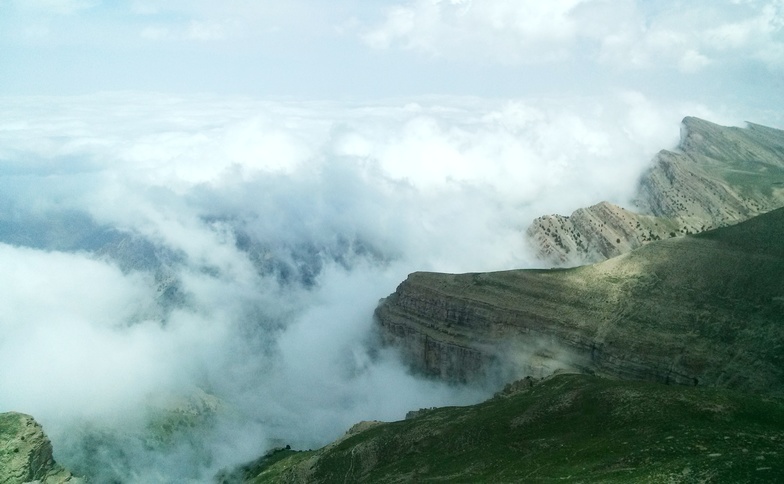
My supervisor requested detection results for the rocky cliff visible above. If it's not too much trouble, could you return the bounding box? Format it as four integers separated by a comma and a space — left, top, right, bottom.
0, 412, 82, 484
527, 117, 784, 265
376, 207, 784, 393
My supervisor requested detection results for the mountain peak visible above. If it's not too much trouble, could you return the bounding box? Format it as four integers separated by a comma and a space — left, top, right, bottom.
527, 117, 784, 266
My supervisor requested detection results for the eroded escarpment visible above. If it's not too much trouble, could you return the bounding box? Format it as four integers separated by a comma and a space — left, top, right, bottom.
377, 207, 784, 394
527, 117, 784, 266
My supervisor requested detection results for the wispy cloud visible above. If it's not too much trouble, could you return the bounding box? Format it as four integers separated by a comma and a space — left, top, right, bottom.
362, 0, 784, 72
361, 0, 585, 62
1, 0, 782, 101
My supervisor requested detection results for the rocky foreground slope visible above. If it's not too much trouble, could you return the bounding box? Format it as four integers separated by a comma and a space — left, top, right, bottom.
376, 207, 784, 393
0, 412, 81, 484
237, 373, 784, 483
528, 117, 784, 265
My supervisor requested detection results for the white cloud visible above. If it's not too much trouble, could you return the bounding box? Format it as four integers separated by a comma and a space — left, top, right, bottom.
1, 0, 782, 99
362, 0, 784, 72
0, 244, 168, 420
679, 49, 712, 73
362, 0, 588, 63
595, 0, 784, 72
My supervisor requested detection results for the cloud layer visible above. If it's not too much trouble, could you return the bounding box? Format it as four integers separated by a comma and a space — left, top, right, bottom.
0, 91, 748, 480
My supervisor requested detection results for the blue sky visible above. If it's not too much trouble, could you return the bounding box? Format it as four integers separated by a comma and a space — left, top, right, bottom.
1, 0, 782, 111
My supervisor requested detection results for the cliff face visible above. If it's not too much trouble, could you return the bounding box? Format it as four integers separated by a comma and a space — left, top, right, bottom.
376, 207, 784, 393
0, 412, 82, 484
527, 117, 784, 265
526, 201, 678, 266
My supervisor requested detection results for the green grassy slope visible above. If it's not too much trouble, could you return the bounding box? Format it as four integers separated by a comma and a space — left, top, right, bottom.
243, 374, 784, 483
234, 210, 784, 483
376, 207, 784, 393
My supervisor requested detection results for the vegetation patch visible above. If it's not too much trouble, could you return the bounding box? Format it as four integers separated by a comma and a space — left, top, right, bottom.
245, 374, 784, 483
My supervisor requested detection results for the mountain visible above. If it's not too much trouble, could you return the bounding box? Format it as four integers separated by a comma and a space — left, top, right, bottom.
247, 118, 784, 482
0, 412, 82, 484
236, 373, 784, 483
237, 203, 784, 481
527, 117, 784, 266
375, 207, 784, 394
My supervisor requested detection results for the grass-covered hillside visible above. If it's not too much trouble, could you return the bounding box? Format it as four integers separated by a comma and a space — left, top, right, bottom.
237, 373, 784, 483
376, 207, 784, 392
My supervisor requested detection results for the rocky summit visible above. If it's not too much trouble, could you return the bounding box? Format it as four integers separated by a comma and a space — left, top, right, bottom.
527, 117, 784, 266
0, 412, 81, 484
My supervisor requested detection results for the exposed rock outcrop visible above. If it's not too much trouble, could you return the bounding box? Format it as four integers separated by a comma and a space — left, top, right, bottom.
527, 117, 784, 265
0, 412, 82, 484
376, 207, 784, 393
526, 201, 677, 266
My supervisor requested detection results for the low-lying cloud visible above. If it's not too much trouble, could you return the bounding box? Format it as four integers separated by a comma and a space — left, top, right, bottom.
0, 91, 767, 481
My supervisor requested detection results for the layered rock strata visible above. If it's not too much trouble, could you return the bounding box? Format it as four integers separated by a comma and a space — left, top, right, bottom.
376, 207, 784, 393
528, 117, 784, 265
0, 412, 81, 484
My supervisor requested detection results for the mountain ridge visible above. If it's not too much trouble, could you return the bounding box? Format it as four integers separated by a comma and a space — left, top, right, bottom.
375, 206, 784, 394
527, 117, 784, 265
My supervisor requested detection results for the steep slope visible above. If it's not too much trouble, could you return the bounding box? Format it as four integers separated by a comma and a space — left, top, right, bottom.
239, 374, 784, 483
527, 117, 784, 265
0, 412, 82, 484
376, 207, 784, 394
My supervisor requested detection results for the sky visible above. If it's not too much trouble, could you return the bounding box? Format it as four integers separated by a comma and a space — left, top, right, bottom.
0, 0, 783, 482
0, 0, 781, 109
